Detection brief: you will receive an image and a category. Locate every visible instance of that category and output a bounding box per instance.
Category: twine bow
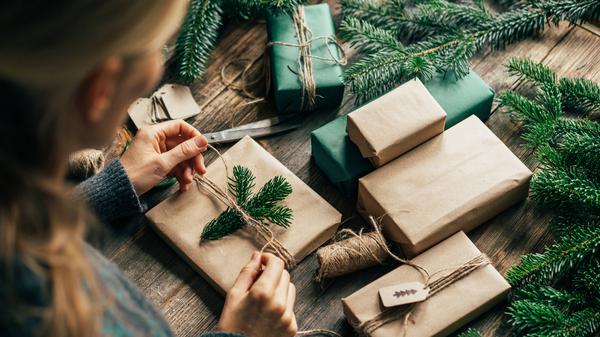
[194,145,296,268]
[266,5,347,111]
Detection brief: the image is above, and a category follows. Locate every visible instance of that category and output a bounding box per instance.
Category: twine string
[194,144,295,268]
[220,5,347,115]
[316,215,430,282]
[357,254,491,336]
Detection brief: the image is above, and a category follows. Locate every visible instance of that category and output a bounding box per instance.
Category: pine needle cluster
[499,58,600,337]
[171,0,301,83]
[340,0,600,105]
[201,165,293,240]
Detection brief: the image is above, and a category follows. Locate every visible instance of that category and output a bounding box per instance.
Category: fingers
[230,252,262,293]
[160,136,207,176]
[283,283,298,334]
[251,253,285,295]
[272,269,290,315]
[154,120,203,140]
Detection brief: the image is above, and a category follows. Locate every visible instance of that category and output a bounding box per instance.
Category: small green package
[266,4,345,114]
[311,69,494,195]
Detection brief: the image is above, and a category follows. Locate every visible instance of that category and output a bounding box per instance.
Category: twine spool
[67,149,105,181]
[315,216,407,282]
[316,230,389,282]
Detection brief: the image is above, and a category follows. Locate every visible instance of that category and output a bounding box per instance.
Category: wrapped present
[311,116,372,195]
[311,69,495,195]
[266,4,345,114]
[342,231,510,337]
[146,136,342,294]
[347,79,446,167]
[357,116,532,257]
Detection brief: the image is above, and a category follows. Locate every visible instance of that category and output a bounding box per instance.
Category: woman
[0,2,297,337]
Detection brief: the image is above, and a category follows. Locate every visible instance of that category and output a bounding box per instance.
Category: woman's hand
[120,120,208,195]
[218,252,298,337]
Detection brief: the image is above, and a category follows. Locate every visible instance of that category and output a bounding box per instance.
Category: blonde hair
[0,1,186,336]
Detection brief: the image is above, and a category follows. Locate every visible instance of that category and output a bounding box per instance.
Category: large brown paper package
[342,231,510,337]
[146,136,342,294]
[358,116,532,257]
[347,79,446,167]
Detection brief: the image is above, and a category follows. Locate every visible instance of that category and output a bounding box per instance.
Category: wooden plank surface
[97,4,600,337]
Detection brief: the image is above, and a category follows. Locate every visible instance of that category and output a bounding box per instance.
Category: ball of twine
[315,217,398,282]
[67,149,105,181]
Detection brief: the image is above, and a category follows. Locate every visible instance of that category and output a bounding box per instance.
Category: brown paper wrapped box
[342,231,510,337]
[146,136,342,294]
[347,79,446,167]
[358,116,532,257]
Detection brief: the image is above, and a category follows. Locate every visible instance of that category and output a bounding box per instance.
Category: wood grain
[97,6,600,337]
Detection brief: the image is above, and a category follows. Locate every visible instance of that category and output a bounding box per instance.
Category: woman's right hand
[218,252,297,337]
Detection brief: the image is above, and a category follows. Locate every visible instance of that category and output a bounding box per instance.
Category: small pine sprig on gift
[340,0,600,105]
[201,165,293,240]
[499,58,600,336]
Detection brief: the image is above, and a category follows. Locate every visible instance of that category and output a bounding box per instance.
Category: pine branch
[573,258,600,297]
[530,164,600,212]
[456,328,482,337]
[559,77,600,116]
[223,0,302,20]
[339,17,405,54]
[341,0,407,35]
[508,300,600,337]
[506,225,600,285]
[505,57,558,87]
[172,0,223,83]
[341,0,600,103]
[200,165,293,240]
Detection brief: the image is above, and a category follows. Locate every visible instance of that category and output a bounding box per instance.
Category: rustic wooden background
[98,2,600,336]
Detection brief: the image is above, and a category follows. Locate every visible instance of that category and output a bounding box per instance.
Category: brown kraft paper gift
[146,136,342,294]
[342,231,511,337]
[357,115,532,257]
[347,78,446,167]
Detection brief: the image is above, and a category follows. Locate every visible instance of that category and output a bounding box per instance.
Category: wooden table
[99,3,600,336]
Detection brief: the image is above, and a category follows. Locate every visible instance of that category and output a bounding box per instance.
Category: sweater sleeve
[76,159,143,223]
[199,333,246,337]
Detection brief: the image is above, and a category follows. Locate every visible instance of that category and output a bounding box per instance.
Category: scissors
[202,113,302,145]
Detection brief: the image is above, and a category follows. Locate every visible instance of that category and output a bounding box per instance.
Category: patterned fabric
[0,159,244,337]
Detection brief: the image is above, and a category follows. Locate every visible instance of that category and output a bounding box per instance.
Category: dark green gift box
[311,70,495,195]
[266,4,345,114]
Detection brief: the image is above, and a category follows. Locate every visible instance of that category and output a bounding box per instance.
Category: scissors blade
[225,113,300,132]
[204,123,301,145]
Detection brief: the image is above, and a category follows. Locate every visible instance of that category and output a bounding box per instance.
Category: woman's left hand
[120,120,208,195]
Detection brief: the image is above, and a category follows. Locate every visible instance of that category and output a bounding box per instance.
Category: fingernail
[251,251,258,260]
[195,136,205,148]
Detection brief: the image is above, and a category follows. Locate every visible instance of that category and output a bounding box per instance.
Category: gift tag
[128,98,153,130]
[378,282,428,307]
[156,84,200,120]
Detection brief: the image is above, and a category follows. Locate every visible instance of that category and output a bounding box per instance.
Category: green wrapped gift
[266,4,345,114]
[311,69,494,195]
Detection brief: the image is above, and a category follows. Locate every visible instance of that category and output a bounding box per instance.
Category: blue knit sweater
[0,159,243,337]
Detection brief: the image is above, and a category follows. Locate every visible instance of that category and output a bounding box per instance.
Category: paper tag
[378,282,428,307]
[156,84,200,119]
[127,98,152,130]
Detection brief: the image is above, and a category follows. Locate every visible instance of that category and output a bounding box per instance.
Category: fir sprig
[172,0,223,84]
[201,165,293,240]
[171,0,301,83]
[341,0,600,105]
[500,59,600,336]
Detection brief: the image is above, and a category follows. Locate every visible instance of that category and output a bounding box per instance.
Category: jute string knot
[266,5,347,111]
[194,144,295,268]
[357,254,491,336]
[220,5,347,117]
